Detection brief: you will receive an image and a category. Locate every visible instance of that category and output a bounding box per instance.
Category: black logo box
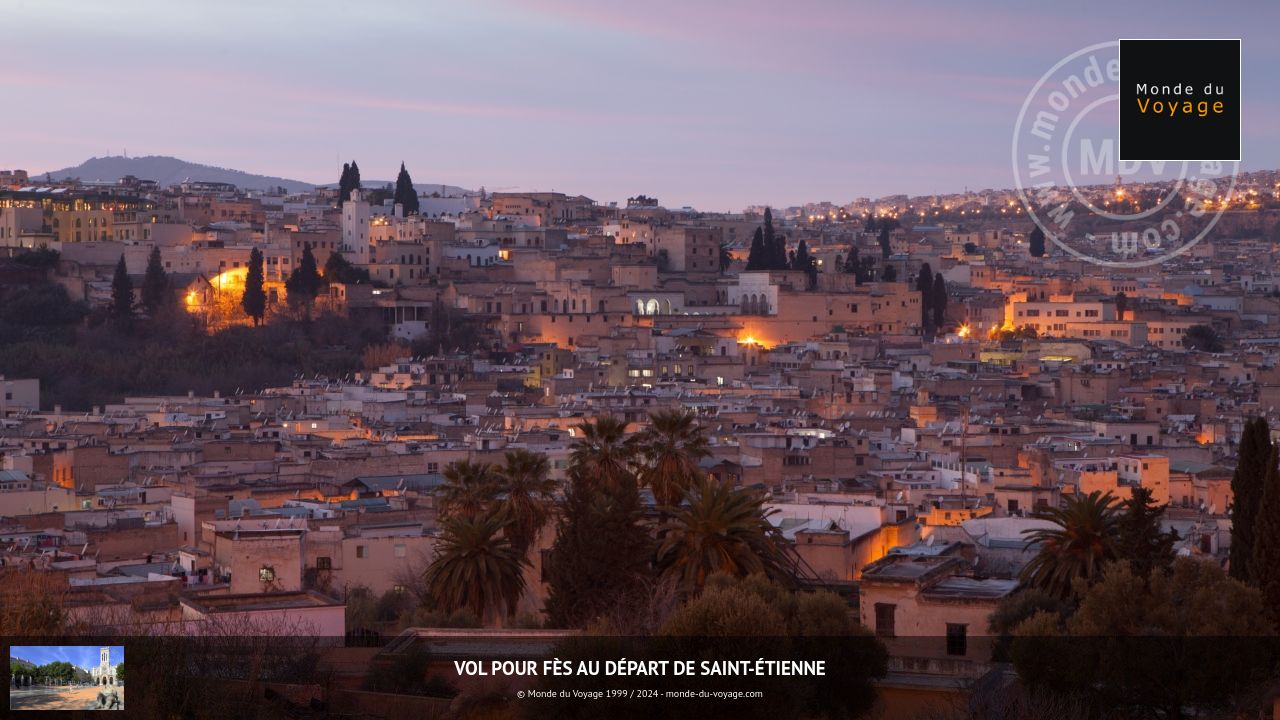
[1119,39,1241,162]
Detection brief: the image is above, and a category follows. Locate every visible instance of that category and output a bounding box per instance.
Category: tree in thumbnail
[338,160,362,203]
[656,478,790,594]
[393,162,420,215]
[1183,324,1224,353]
[745,227,766,271]
[1114,486,1177,579]
[567,416,637,496]
[763,207,786,270]
[916,263,934,329]
[931,274,948,328]
[438,460,500,520]
[881,263,897,282]
[323,250,372,285]
[241,247,266,326]
[1232,416,1273,582]
[141,245,169,314]
[109,254,133,322]
[285,242,323,307]
[635,409,709,508]
[1115,291,1128,318]
[1020,491,1120,599]
[425,510,528,622]
[495,449,557,555]
[1252,443,1280,617]
[1029,225,1046,257]
[544,437,653,628]
[878,224,891,259]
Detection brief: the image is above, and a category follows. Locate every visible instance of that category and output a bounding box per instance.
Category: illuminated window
[259,566,275,582]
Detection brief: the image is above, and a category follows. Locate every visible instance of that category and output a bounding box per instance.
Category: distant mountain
[43,156,314,193]
[43,155,473,196]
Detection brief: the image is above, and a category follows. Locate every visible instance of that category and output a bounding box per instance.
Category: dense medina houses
[2,171,1280,696]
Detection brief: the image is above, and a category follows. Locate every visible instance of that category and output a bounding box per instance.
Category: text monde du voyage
[1134,82,1228,118]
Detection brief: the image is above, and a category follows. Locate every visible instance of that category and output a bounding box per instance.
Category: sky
[10,645,124,670]
[2,0,1277,210]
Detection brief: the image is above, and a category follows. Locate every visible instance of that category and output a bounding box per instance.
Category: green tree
[241,247,266,326]
[424,510,528,622]
[567,416,637,496]
[141,246,169,314]
[495,449,557,555]
[963,241,978,254]
[916,263,934,329]
[285,242,323,307]
[656,478,789,593]
[1114,486,1177,578]
[1020,491,1120,599]
[323,250,371,285]
[1252,443,1280,617]
[1029,225,1046,257]
[745,227,766,271]
[393,162,420,215]
[1011,560,1276,719]
[881,263,897,282]
[1115,291,1128,317]
[931,273,948,328]
[878,224,891,259]
[338,160,362,203]
[438,460,499,520]
[635,409,709,508]
[1231,416,1271,582]
[544,470,653,629]
[109,254,133,322]
[115,663,123,684]
[1183,324,1224,352]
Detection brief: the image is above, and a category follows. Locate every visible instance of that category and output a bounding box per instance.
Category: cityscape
[4,2,1280,719]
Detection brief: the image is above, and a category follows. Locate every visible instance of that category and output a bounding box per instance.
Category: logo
[1012,41,1240,267]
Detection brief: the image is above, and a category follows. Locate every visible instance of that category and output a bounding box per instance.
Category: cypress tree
[109,254,133,321]
[393,162,420,215]
[1029,226,1046,257]
[917,263,934,330]
[285,242,323,306]
[544,475,653,628]
[141,245,169,314]
[763,208,784,270]
[349,160,361,195]
[1254,443,1280,617]
[746,227,765,271]
[242,247,266,326]
[931,274,948,327]
[878,225,891,259]
[1231,416,1272,582]
[338,162,352,203]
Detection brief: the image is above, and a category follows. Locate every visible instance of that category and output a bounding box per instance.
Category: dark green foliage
[322,250,371,285]
[393,162,420,215]
[963,241,978,254]
[338,160,362,203]
[141,246,170,314]
[543,474,654,629]
[745,208,790,271]
[931,273,947,327]
[1252,443,1280,618]
[1020,491,1120,599]
[878,225,890,259]
[1183,324,1224,352]
[285,242,323,305]
[1114,486,1177,578]
[1029,225,1046,257]
[917,262,933,329]
[12,245,59,269]
[1231,416,1271,582]
[881,263,897,282]
[241,247,266,325]
[109,254,133,322]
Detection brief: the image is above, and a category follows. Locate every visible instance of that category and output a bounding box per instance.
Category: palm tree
[425,510,528,622]
[438,460,499,519]
[496,448,557,554]
[636,409,710,508]
[568,416,637,496]
[1020,490,1121,599]
[656,478,789,593]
